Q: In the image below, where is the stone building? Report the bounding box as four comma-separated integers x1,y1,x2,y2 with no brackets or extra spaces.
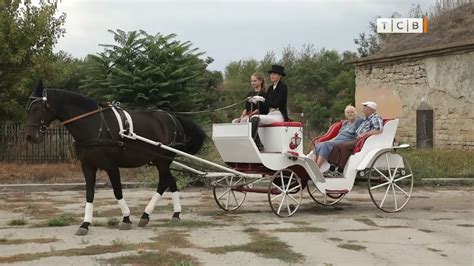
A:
349,3,474,150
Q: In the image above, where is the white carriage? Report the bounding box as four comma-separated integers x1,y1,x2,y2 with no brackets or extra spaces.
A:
207,118,414,216
155,117,413,217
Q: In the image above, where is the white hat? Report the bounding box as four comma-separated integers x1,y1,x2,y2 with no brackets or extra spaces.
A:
362,101,377,110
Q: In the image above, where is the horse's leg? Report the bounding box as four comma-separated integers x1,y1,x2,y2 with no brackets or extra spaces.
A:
169,175,181,220
138,160,171,227
75,163,97,236
106,167,132,230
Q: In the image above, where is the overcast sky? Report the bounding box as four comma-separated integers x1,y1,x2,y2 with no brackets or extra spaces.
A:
54,0,435,71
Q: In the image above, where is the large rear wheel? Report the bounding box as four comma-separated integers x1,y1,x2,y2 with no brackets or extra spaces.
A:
368,151,414,212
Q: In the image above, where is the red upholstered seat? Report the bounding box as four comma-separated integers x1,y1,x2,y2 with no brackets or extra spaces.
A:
311,118,393,153
260,121,303,127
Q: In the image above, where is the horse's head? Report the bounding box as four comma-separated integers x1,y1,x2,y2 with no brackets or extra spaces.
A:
25,81,57,144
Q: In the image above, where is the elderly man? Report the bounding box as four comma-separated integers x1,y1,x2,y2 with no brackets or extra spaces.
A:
327,101,383,177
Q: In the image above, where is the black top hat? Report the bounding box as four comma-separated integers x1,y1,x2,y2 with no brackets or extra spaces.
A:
268,64,286,76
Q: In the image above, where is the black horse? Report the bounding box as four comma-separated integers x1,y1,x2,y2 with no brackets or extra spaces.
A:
25,82,206,235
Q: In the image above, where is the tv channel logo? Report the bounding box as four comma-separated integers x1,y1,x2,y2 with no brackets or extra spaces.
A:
377,17,428,33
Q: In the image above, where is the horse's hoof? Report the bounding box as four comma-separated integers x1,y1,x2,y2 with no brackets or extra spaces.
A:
119,222,132,230
138,218,149,227
75,227,89,236
171,212,181,221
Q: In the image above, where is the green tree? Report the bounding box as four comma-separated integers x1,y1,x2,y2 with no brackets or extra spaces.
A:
0,0,66,121
80,29,219,112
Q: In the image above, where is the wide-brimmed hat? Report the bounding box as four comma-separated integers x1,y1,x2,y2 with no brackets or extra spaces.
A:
268,64,286,76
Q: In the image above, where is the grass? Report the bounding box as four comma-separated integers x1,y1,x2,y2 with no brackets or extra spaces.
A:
457,224,474,227
327,237,343,242
46,213,75,227
354,218,378,227
0,231,196,263
337,243,367,251
0,238,58,245
159,219,224,228
7,218,27,226
107,217,120,226
419,229,435,233
102,250,199,266
274,227,327,233
399,149,474,180
207,231,304,263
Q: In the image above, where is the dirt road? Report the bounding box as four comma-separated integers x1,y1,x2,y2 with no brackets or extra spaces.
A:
0,186,472,265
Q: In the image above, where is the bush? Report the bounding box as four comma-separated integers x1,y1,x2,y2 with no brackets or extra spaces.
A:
7,218,27,226
47,213,75,227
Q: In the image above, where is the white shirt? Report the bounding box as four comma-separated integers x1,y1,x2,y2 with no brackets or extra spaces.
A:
272,81,279,90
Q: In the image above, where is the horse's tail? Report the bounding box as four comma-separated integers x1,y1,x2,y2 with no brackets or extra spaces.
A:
176,116,206,155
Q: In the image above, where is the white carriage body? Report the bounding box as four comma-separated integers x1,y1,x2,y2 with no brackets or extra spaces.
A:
212,122,325,183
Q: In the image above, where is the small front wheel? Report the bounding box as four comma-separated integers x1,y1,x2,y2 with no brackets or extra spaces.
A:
268,169,303,217
213,176,247,211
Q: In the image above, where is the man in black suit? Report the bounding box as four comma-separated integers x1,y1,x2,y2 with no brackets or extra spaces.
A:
250,64,289,151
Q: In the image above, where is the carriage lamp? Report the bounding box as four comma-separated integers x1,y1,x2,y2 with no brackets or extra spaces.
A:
289,133,302,150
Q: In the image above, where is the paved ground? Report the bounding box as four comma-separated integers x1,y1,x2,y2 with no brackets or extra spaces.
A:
0,185,472,265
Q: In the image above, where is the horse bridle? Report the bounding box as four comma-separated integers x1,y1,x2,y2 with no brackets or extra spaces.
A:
27,89,112,133
26,90,51,133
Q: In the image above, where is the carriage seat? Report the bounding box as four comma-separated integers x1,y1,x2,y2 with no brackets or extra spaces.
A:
311,119,393,154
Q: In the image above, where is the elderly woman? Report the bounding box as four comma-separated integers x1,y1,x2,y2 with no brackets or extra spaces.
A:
313,105,362,167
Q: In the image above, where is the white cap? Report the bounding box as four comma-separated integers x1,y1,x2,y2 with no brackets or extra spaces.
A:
362,101,377,110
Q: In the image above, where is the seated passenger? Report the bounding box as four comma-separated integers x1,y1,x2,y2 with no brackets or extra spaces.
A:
232,73,268,123
312,105,362,167
327,101,383,177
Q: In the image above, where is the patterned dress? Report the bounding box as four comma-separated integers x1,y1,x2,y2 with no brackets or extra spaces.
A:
314,118,363,158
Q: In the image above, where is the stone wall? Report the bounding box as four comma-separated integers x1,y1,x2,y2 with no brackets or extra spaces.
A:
354,51,474,150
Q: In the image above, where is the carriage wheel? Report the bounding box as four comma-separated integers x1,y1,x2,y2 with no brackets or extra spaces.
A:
213,176,247,211
268,169,303,217
307,180,345,206
368,151,414,213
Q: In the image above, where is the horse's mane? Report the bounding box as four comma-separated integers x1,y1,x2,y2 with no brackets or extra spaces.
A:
48,89,99,110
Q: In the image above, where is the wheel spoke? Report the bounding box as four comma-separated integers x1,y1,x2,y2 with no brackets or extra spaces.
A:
393,174,413,183
374,167,390,182
224,188,231,209
272,182,284,193
288,184,302,193
391,184,398,210
391,157,403,180
280,172,285,190
394,183,410,197
370,180,391,190
271,193,283,201
277,195,286,214
231,190,239,206
288,193,299,204
385,154,392,179
217,189,230,200
380,184,391,208
215,176,228,185
286,172,294,191
285,196,291,216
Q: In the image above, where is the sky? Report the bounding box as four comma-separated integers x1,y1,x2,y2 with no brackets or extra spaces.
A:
54,0,436,71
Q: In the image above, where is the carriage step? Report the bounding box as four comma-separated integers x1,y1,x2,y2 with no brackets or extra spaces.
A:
325,189,349,194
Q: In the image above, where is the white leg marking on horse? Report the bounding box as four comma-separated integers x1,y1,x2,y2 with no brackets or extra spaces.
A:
117,198,130,217
84,202,93,223
172,191,182,213
145,192,162,215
